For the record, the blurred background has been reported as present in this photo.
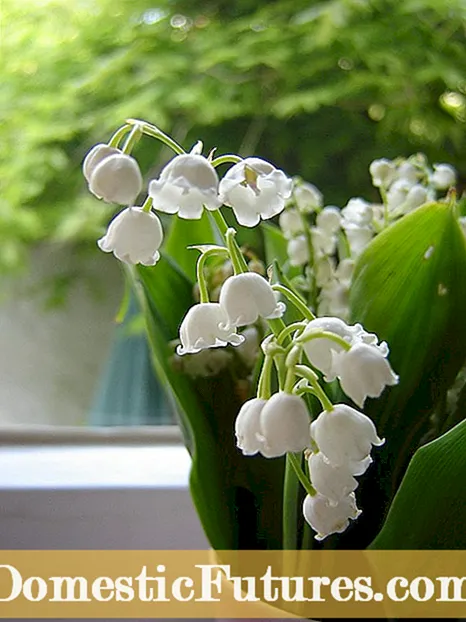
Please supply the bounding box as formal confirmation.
[1,0,465,428]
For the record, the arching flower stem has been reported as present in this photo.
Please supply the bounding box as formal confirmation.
[126,118,185,155]
[272,284,315,321]
[211,154,243,168]
[287,452,317,498]
[296,330,352,351]
[108,124,132,148]
[122,124,143,155]
[294,364,334,412]
[257,354,274,400]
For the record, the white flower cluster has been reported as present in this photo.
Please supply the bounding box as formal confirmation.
[83,144,292,266]
[83,124,401,544]
[279,155,458,320]
[233,315,397,540]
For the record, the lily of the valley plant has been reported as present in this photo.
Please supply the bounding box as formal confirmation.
[84,119,466,553]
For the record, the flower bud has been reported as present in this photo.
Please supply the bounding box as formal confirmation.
[279,208,305,239]
[431,164,456,190]
[287,235,310,266]
[149,154,221,219]
[316,206,342,234]
[219,272,285,327]
[369,158,396,189]
[293,181,323,213]
[89,153,143,205]
[97,207,163,265]
[219,158,292,227]
[303,493,361,540]
[310,403,384,468]
[259,392,310,457]
[331,342,399,407]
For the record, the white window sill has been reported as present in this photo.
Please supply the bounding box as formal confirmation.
[0,444,190,489]
[0,444,208,550]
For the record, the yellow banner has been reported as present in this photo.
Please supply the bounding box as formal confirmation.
[0,550,464,618]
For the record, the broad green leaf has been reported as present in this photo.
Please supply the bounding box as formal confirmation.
[350,202,466,453]
[334,202,466,550]
[163,212,223,281]
[134,258,236,548]
[370,417,466,549]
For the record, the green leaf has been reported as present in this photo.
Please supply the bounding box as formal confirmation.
[262,222,289,269]
[134,258,237,549]
[163,212,223,281]
[370,417,466,549]
[350,202,466,453]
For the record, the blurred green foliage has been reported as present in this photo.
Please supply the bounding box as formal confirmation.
[2,0,465,275]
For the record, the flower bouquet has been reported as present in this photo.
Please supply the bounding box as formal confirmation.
[83,119,466,559]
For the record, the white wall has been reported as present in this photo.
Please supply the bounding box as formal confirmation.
[0,245,123,426]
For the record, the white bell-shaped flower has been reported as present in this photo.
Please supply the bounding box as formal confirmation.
[83,143,120,182]
[287,235,310,267]
[219,158,292,227]
[149,154,221,220]
[279,208,305,239]
[301,317,359,379]
[369,158,396,189]
[430,164,456,190]
[316,206,342,234]
[308,453,358,505]
[396,161,419,185]
[293,181,323,213]
[335,258,354,286]
[314,257,336,288]
[332,342,399,407]
[177,303,244,355]
[98,207,163,266]
[341,198,373,227]
[310,403,384,468]
[311,226,337,258]
[219,272,286,327]
[318,281,350,321]
[88,153,143,205]
[235,398,267,456]
[259,392,310,457]
[303,493,361,540]
[344,224,374,257]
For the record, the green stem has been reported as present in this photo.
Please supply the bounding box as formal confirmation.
[225,228,246,275]
[294,364,334,411]
[272,284,315,321]
[276,321,308,345]
[122,124,143,154]
[283,346,301,393]
[108,124,132,148]
[257,355,273,399]
[141,196,153,213]
[299,211,317,309]
[283,454,300,550]
[196,254,210,304]
[288,452,316,497]
[127,118,185,155]
[211,154,242,168]
[296,329,351,351]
